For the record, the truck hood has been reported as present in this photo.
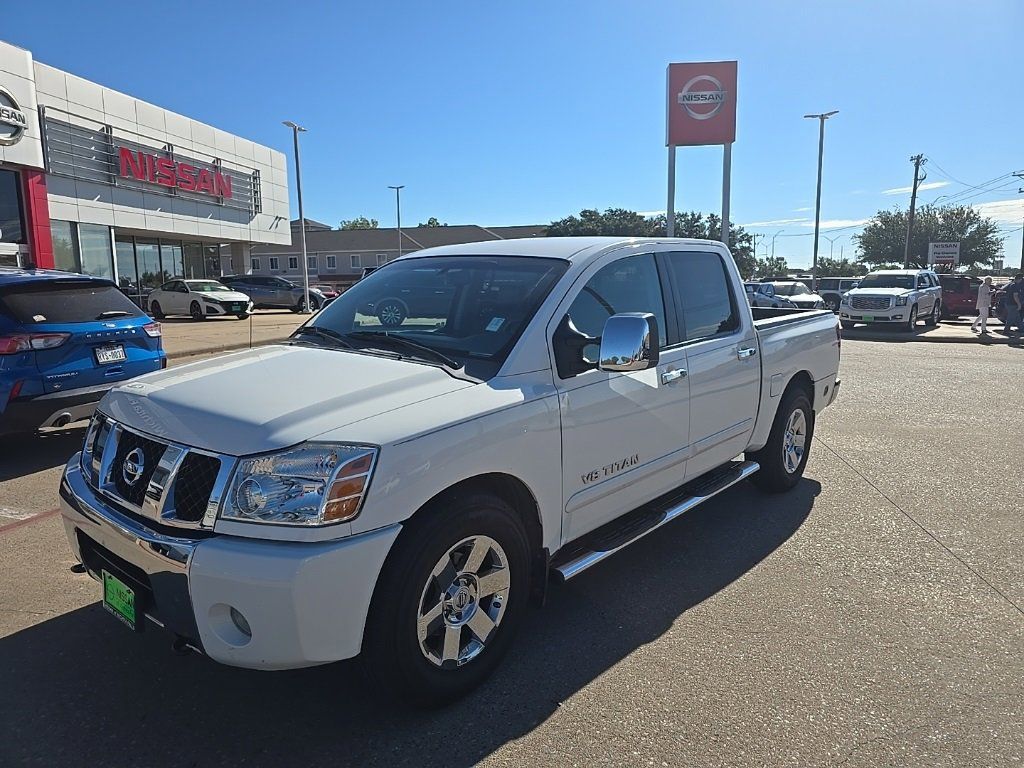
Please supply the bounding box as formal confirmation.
[100,345,476,455]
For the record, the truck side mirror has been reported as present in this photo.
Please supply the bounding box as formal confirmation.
[598,313,660,372]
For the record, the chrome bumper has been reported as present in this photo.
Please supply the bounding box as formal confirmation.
[60,454,204,644]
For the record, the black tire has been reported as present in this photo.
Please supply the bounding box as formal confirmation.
[376,299,407,327]
[905,304,918,331]
[824,296,840,313]
[236,312,250,320]
[925,301,940,326]
[362,491,531,707]
[747,388,815,493]
[294,296,320,313]
[150,301,164,319]
[840,320,855,330]
[189,301,205,321]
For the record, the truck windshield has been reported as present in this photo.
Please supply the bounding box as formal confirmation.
[304,256,568,375]
[858,274,914,289]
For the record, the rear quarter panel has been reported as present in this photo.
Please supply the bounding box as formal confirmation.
[748,311,840,451]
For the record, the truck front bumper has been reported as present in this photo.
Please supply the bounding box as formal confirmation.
[60,455,401,670]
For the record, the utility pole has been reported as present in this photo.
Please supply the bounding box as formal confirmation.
[804,111,839,292]
[283,121,311,313]
[1015,172,1023,270]
[388,185,405,259]
[903,154,927,268]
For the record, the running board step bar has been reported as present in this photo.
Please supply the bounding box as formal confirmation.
[551,460,760,581]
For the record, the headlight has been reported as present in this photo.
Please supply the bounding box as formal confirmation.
[895,296,908,306]
[840,294,850,304]
[222,443,378,526]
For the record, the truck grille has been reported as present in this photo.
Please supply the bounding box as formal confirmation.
[85,415,229,529]
[851,296,891,310]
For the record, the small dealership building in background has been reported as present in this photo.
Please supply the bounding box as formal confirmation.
[0,38,291,301]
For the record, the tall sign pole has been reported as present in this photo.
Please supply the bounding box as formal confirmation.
[666,61,738,244]
[804,111,838,292]
[283,120,310,312]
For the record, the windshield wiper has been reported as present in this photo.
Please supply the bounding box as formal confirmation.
[97,310,132,319]
[290,325,354,348]
[345,331,463,370]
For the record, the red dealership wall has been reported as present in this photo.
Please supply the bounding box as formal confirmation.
[21,170,54,269]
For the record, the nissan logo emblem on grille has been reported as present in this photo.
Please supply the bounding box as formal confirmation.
[122,447,146,487]
[677,74,726,121]
[0,86,28,146]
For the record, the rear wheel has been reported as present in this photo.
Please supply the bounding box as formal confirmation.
[925,301,940,326]
[150,301,164,319]
[747,388,814,493]
[189,301,205,321]
[362,491,530,706]
[376,299,407,327]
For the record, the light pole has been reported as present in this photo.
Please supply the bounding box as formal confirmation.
[804,111,838,292]
[388,185,405,259]
[283,120,311,313]
[771,230,785,258]
[822,233,842,260]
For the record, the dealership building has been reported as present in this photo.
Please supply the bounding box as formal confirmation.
[0,39,291,298]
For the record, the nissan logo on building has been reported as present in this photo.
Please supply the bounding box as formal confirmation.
[677,74,727,121]
[0,86,28,146]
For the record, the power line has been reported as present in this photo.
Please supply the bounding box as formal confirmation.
[923,157,970,186]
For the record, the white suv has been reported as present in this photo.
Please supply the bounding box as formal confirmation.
[839,269,942,330]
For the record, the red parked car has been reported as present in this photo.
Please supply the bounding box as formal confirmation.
[937,274,1006,321]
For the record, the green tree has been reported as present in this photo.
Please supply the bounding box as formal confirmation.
[816,256,862,276]
[546,208,756,278]
[854,204,1001,270]
[339,216,379,230]
[755,256,788,277]
[419,217,447,227]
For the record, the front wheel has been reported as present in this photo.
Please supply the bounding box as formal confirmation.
[189,301,205,321]
[362,491,530,706]
[236,312,250,320]
[824,296,840,313]
[925,301,940,326]
[747,389,814,493]
[905,304,918,332]
[376,299,407,327]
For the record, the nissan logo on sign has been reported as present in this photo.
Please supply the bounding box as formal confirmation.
[678,75,727,121]
[0,85,28,146]
[667,61,737,147]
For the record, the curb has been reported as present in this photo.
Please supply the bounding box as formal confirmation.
[843,331,1018,345]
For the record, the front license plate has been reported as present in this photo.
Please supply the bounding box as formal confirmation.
[102,569,138,631]
[231,303,242,312]
[863,315,874,322]
[95,344,126,364]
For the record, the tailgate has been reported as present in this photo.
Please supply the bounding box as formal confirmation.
[34,323,162,394]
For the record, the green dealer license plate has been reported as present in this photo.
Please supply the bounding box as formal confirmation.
[102,569,138,631]
[863,315,874,322]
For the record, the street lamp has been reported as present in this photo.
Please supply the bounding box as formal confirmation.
[388,185,405,259]
[283,120,311,313]
[822,233,842,260]
[804,110,839,291]
[771,230,785,258]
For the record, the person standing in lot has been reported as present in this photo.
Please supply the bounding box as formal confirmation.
[971,276,994,334]
[1002,274,1023,335]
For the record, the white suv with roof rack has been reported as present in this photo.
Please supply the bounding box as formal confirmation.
[839,269,942,330]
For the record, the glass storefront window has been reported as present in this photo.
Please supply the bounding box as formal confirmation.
[184,242,204,278]
[204,245,221,278]
[135,241,163,291]
[0,169,25,244]
[161,241,184,278]
[78,224,114,280]
[51,220,79,273]
[115,237,137,294]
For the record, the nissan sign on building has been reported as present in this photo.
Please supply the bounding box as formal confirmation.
[666,61,738,146]
[0,85,27,145]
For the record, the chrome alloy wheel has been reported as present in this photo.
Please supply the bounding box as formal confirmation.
[782,408,807,474]
[417,535,511,668]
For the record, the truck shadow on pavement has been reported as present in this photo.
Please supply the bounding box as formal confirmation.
[0,426,86,482]
[0,478,819,767]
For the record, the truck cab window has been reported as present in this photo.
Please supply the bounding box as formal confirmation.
[560,253,667,366]
[664,251,739,341]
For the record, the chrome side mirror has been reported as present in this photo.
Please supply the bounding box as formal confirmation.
[598,313,660,372]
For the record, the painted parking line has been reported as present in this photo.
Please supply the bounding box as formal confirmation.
[0,507,60,534]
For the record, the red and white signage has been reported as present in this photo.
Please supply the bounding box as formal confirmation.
[118,147,233,199]
[666,61,738,147]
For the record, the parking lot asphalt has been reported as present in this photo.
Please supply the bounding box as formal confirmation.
[160,309,306,359]
[0,339,1021,767]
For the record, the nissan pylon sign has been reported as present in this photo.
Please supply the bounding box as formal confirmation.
[928,241,960,267]
[666,61,737,147]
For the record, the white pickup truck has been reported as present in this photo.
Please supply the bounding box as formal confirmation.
[60,237,841,704]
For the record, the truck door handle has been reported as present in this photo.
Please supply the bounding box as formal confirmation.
[737,347,757,359]
[661,368,687,384]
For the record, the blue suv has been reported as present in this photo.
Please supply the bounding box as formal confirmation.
[0,269,166,436]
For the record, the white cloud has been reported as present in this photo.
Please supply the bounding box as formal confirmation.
[637,210,665,217]
[794,206,812,212]
[742,216,869,229]
[817,218,871,228]
[882,181,950,195]
[741,217,811,227]
[973,197,1024,225]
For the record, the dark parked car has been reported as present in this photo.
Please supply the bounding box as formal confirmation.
[357,271,456,327]
[219,275,325,312]
[744,282,798,309]
[0,269,165,435]
[816,277,862,312]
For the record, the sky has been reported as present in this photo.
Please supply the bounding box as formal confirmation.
[7,0,1024,268]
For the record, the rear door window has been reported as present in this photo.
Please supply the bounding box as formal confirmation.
[0,282,144,324]
[662,251,740,342]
